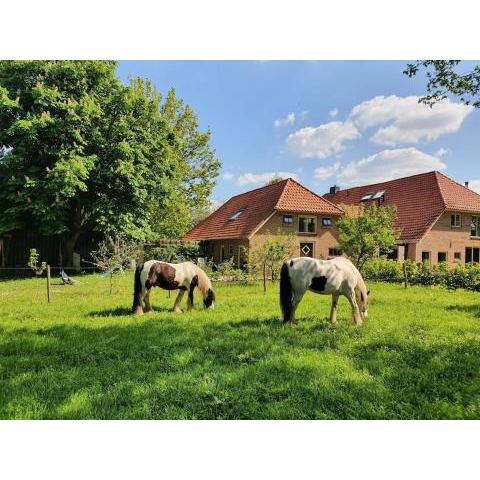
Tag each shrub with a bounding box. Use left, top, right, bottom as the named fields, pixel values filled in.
left=27, top=248, right=47, bottom=276
left=363, top=257, right=480, bottom=292
left=144, top=242, right=200, bottom=263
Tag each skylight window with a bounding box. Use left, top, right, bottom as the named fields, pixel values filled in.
left=372, top=190, right=385, bottom=200
left=229, top=209, right=244, bottom=220
left=361, top=193, right=373, bottom=201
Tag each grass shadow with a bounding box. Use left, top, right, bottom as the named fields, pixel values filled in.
left=88, top=305, right=175, bottom=317
left=446, top=304, right=480, bottom=318
left=350, top=338, right=480, bottom=418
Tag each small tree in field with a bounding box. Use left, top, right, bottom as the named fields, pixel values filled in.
left=249, top=231, right=296, bottom=293
left=337, top=203, right=400, bottom=272
left=90, top=235, right=140, bottom=294
left=27, top=248, right=47, bottom=276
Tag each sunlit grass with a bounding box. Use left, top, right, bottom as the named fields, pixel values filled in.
left=1, top=273, right=480, bottom=419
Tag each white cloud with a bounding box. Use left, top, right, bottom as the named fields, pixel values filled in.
left=274, top=112, right=295, bottom=128
left=469, top=180, right=480, bottom=194
left=435, top=147, right=450, bottom=157
left=349, top=95, right=473, bottom=147
left=314, top=161, right=340, bottom=181
left=237, top=171, right=298, bottom=186
left=287, top=121, right=360, bottom=159
left=222, top=172, right=234, bottom=180
left=329, top=108, right=338, bottom=118
left=337, top=147, right=446, bottom=188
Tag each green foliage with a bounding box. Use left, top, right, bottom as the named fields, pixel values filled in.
left=265, top=174, right=285, bottom=185
left=199, top=258, right=251, bottom=283
left=363, top=258, right=480, bottom=292
left=249, top=231, right=296, bottom=291
left=337, top=203, right=400, bottom=272
left=89, top=235, right=140, bottom=294
left=27, top=248, right=47, bottom=276
left=144, top=242, right=200, bottom=263
left=404, top=60, right=480, bottom=108
left=0, top=62, right=220, bottom=265
left=2, top=274, right=480, bottom=419
left=149, top=89, right=221, bottom=238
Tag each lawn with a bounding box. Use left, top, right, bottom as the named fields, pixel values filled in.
left=1, top=273, right=480, bottom=419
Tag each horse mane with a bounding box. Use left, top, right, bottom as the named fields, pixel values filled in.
left=193, top=264, right=212, bottom=295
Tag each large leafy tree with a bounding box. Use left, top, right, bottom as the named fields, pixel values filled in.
left=150, top=88, right=221, bottom=238
left=404, top=60, right=480, bottom=108
left=0, top=61, right=219, bottom=265
left=337, top=203, right=400, bottom=272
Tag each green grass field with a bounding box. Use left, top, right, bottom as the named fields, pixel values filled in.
left=1, top=273, right=480, bottom=419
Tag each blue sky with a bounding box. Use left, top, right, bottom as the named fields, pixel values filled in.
left=117, top=61, right=480, bottom=203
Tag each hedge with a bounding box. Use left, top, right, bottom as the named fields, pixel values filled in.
left=362, top=258, right=480, bottom=292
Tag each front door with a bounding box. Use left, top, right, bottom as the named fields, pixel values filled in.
left=300, top=242, right=314, bottom=258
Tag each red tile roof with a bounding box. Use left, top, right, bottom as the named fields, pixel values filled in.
left=184, top=178, right=342, bottom=241
left=324, top=171, right=480, bottom=242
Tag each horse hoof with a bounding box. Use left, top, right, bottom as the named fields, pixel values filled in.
left=134, top=308, right=144, bottom=315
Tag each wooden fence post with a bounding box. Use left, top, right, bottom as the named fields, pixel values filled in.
left=403, top=262, right=408, bottom=289
left=47, top=265, right=51, bottom=302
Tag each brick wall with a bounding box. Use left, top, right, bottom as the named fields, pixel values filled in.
left=206, top=239, right=249, bottom=266
left=414, top=211, right=480, bottom=265
left=252, top=211, right=341, bottom=259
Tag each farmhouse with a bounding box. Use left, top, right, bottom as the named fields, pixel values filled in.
left=183, top=178, right=343, bottom=265
left=324, top=171, right=480, bottom=266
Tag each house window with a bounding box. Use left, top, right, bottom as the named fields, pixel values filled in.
left=229, top=209, right=244, bottom=220
left=466, top=247, right=480, bottom=265
left=438, top=252, right=447, bottom=263
left=329, top=248, right=342, bottom=257
left=298, top=216, right=316, bottom=233
left=300, top=242, right=314, bottom=257
left=220, top=245, right=226, bottom=262
left=229, top=245, right=234, bottom=257
left=322, top=217, right=333, bottom=227
left=471, top=216, right=480, bottom=237
left=454, top=251, right=461, bottom=262
left=451, top=214, right=461, bottom=228
left=421, top=251, right=430, bottom=263
left=283, top=214, right=294, bottom=226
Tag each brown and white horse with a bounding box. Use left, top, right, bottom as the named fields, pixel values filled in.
left=280, top=256, right=369, bottom=325
left=132, top=260, right=215, bottom=315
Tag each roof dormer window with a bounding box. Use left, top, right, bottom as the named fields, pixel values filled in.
left=361, top=193, right=373, bottom=201
left=229, top=209, right=244, bottom=220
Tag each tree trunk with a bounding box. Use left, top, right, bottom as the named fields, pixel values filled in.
left=63, top=230, right=81, bottom=268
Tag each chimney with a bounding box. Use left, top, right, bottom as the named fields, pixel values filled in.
left=329, top=185, right=340, bottom=195
left=465, top=181, right=469, bottom=189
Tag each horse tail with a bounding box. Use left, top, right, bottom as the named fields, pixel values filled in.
left=280, top=261, right=294, bottom=323
left=132, top=263, right=144, bottom=313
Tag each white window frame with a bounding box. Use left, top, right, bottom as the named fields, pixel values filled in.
left=282, top=214, right=294, bottom=226
left=471, top=216, right=480, bottom=237
left=322, top=217, right=333, bottom=227
left=299, top=242, right=315, bottom=258
left=298, top=215, right=317, bottom=234
left=451, top=213, right=461, bottom=228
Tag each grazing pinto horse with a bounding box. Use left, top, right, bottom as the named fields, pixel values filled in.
left=132, top=260, right=215, bottom=315
left=280, top=256, right=369, bottom=325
